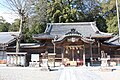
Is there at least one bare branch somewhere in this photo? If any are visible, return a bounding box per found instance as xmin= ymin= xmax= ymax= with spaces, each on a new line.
xmin=0 ymin=2 xmax=18 ymax=14
xmin=17 ymin=0 xmax=22 ymax=9
xmin=12 ymin=0 xmax=20 ymax=10
xmin=5 ymin=0 xmax=18 ymax=13
xmin=21 ymin=0 xmax=27 ymax=12
xmin=6 ymin=0 xmax=17 ymax=9
xmin=22 ymin=0 xmax=33 ymax=15
xmin=21 ymin=0 xmax=25 ymax=5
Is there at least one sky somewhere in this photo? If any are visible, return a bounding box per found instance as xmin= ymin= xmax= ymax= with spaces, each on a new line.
xmin=0 ymin=1 xmax=19 ymax=23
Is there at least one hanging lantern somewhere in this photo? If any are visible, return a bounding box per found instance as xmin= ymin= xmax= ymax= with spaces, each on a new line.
xmin=65 ymin=50 xmax=68 ymax=54
xmin=77 ymin=50 xmax=80 ymax=54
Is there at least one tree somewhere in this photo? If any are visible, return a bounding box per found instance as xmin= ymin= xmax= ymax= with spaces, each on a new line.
xmin=0 ymin=16 xmax=5 ymax=23
xmin=23 ymin=0 xmax=47 ymax=42
xmin=47 ymin=0 xmax=80 ymax=23
xmin=0 ymin=16 xmax=11 ymax=32
xmin=34 ymin=0 xmax=47 ymax=24
xmin=0 ymin=0 xmax=34 ymax=65
xmin=0 ymin=0 xmax=47 ymax=43
xmin=101 ymin=0 xmax=119 ymax=34
xmin=0 ymin=22 xmax=11 ymax=32
xmin=96 ymin=15 xmax=108 ymax=32
xmin=47 ymin=0 xmax=102 ymax=22
xmin=47 ymin=0 xmax=108 ymax=32
xmin=9 ymin=19 xmax=20 ymax=32
xmin=23 ymin=23 xmax=45 ymax=43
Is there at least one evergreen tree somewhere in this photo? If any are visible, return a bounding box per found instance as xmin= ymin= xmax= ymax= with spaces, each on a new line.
xmin=101 ymin=0 xmax=119 ymax=34
xmin=0 ymin=16 xmax=11 ymax=32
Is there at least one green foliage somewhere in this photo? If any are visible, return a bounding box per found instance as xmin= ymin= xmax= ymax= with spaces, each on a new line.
xmin=101 ymin=0 xmax=119 ymax=34
xmin=0 ymin=16 xmax=5 ymax=23
xmin=23 ymin=23 xmax=45 ymax=43
xmin=9 ymin=19 xmax=20 ymax=32
xmin=106 ymin=16 xmax=118 ymax=34
xmin=0 ymin=16 xmax=10 ymax=32
xmin=47 ymin=0 xmax=80 ymax=23
xmin=47 ymin=0 xmax=109 ymax=33
xmin=35 ymin=0 xmax=47 ymax=24
xmin=22 ymin=0 xmax=47 ymax=43
xmin=96 ymin=15 xmax=107 ymax=32
xmin=0 ymin=22 xmax=10 ymax=32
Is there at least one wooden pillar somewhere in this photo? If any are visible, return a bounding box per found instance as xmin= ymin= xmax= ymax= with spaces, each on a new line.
xmin=62 ymin=53 xmax=64 ymax=65
xmin=53 ymin=43 xmax=56 ymax=67
xmin=72 ymin=48 xmax=75 ymax=61
xmin=83 ymin=45 xmax=86 ymax=66
xmin=61 ymin=47 xmax=64 ymax=65
xmin=98 ymin=41 xmax=101 ymax=56
xmin=90 ymin=43 xmax=93 ymax=66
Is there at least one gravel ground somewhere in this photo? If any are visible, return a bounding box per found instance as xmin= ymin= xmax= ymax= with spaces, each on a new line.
xmin=92 ymin=67 xmax=120 ymax=80
xmin=94 ymin=71 xmax=120 ymax=80
xmin=58 ymin=67 xmax=103 ymax=80
xmin=87 ymin=66 xmax=120 ymax=80
xmin=0 ymin=66 xmax=120 ymax=80
xmin=0 ymin=67 xmax=59 ymax=80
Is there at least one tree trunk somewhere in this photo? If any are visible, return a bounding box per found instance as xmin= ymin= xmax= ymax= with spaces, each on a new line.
xmin=16 ymin=13 xmax=25 ymax=65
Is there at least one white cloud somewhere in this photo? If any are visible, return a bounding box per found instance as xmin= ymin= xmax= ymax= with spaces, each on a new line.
xmin=0 ymin=11 xmax=19 ymax=23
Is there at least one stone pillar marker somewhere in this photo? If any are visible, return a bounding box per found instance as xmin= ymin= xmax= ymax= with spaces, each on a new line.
xmin=101 ymin=51 xmax=110 ymax=67
xmin=41 ymin=51 xmax=49 ymax=71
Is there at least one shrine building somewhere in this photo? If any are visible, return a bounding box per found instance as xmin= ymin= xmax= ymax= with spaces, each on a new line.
xmin=3 ymin=22 xmax=120 ymax=66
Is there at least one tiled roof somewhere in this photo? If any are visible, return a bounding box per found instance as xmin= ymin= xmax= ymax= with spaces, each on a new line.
xmin=48 ymin=22 xmax=112 ymax=37
xmin=33 ymin=22 xmax=112 ymax=39
xmin=20 ymin=43 xmax=42 ymax=48
xmin=0 ymin=32 xmax=19 ymax=45
xmin=33 ymin=33 xmax=54 ymax=39
xmin=7 ymin=43 xmax=44 ymax=49
xmin=105 ymin=35 xmax=120 ymax=46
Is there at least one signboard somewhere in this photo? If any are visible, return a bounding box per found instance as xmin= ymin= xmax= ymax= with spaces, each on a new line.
xmin=31 ymin=54 xmax=39 ymax=62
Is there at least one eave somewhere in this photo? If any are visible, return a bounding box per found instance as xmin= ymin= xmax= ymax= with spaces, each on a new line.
xmin=53 ymin=34 xmax=95 ymax=44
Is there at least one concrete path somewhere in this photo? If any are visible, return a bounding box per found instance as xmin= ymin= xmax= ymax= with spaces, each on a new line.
xmin=58 ymin=67 xmax=103 ymax=80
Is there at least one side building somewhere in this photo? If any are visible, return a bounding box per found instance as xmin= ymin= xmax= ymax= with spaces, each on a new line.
xmin=0 ymin=32 xmax=19 ymax=64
